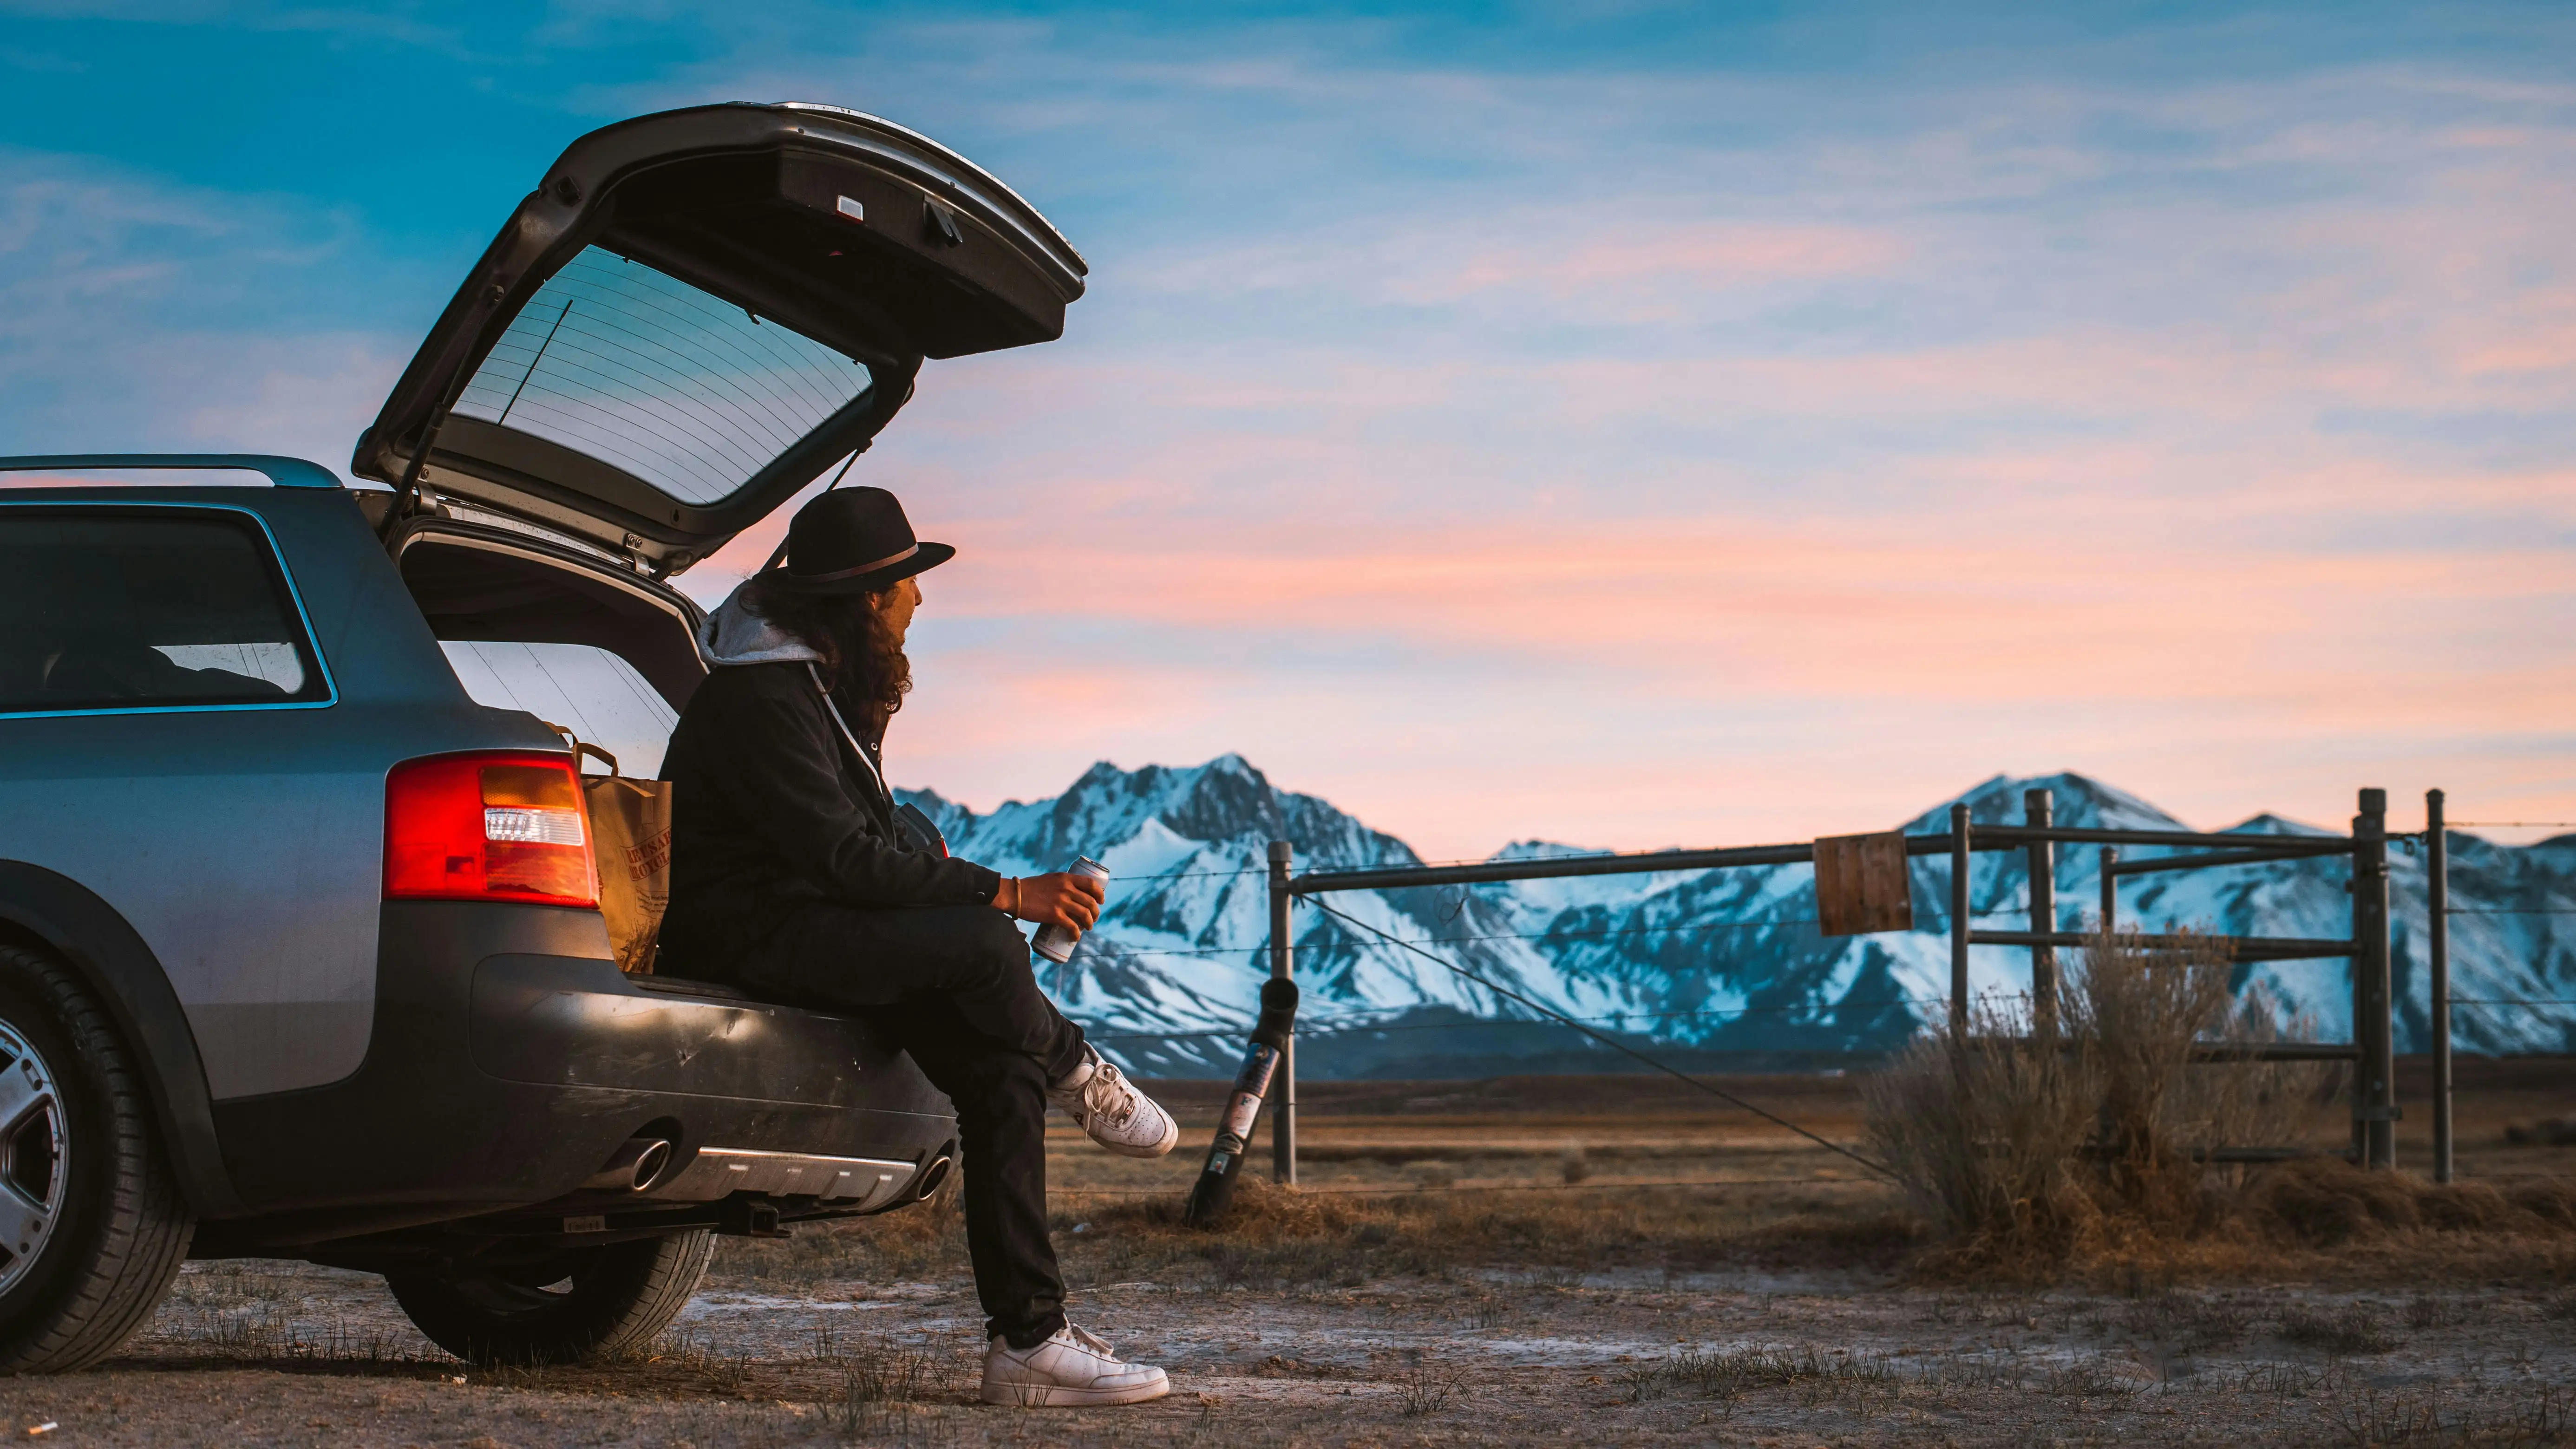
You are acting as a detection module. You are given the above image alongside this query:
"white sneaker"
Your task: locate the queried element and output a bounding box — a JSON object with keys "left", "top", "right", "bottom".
{"left": 981, "top": 1323, "right": 1172, "bottom": 1406}
{"left": 1047, "top": 1045, "right": 1179, "bottom": 1159}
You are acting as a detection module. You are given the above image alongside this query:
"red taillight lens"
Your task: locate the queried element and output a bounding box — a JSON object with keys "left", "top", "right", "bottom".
{"left": 385, "top": 753, "right": 598, "bottom": 908}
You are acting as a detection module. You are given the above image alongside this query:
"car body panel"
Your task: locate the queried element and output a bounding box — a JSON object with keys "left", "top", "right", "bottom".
{"left": 0, "top": 861, "right": 243, "bottom": 1217}
{"left": 7, "top": 717, "right": 385, "bottom": 1096}
{"left": 472, "top": 955, "right": 894, "bottom": 1105}
{"left": 203, "top": 901, "right": 950, "bottom": 1249}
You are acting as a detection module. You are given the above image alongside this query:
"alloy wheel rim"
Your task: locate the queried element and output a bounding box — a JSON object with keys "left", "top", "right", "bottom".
{"left": 0, "top": 1022, "right": 65, "bottom": 1297}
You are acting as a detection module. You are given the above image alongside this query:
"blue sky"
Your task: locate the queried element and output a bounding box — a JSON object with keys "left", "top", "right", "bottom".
{"left": 7, "top": 2, "right": 2573, "bottom": 856}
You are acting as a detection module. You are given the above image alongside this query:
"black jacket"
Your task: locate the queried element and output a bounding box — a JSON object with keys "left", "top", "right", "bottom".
{"left": 656, "top": 662, "right": 1001, "bottom": 979}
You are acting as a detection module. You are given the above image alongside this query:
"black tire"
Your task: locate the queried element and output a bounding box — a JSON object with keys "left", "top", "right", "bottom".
{"left": 386, "top": 1229, "right": 714, "bottom": 1366}
{"left": 0, "top": 942, "right": 195, "bottom": 1373}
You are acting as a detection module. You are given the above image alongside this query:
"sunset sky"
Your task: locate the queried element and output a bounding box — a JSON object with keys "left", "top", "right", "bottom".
{"left": 6, "top": 2, "right": 2571, "bottom": 859}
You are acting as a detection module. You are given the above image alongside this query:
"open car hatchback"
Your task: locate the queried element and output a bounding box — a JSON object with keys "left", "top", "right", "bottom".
{"left": 356, "top": 101, "right": 1086, "bottom": 574}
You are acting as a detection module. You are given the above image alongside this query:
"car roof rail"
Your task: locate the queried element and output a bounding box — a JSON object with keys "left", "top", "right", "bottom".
{"left": 0, "top": 453, "right": 340, "bottom": 489}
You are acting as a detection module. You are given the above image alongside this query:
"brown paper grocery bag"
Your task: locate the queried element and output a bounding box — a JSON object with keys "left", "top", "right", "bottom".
{"left": 549, "top": 726, "right": 673, "bottom": 973}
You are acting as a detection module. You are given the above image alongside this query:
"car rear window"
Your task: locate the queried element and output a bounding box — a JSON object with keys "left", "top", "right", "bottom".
{"left": 440, "top": 640, "right": 679, "bottom": 777}
{"left": 451, "top": 245, "right": 877, "bottom": 508}
{"left": 0, "top": 508, "right": 330, "bottom": 714}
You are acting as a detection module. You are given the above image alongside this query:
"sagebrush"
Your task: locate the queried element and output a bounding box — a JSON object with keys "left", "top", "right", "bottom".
{"left": 1861, "top": 928, "right": 2340, "bottom": 1265}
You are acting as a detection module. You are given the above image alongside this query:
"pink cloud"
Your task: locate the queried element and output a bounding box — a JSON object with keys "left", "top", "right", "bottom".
{"left": 1397, "top": 221, "right": 1906, "bottom": 308}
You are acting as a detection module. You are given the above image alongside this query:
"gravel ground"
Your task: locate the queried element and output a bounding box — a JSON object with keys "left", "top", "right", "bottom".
{"left": 7, "top": 1064, "right": 2569, "bottom": 1446}
{"left": 2, "top": 1256, "right": 2570, "bottom": 1446}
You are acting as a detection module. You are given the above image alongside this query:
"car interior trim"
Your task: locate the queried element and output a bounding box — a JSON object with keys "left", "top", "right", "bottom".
{"left": 391, "top": 521, "right": 707, "bottom": 709}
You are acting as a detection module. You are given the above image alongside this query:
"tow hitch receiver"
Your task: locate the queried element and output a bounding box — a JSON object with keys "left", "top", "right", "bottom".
{"left": 718, "top": 1196, "right": 791, "bottom": 1239}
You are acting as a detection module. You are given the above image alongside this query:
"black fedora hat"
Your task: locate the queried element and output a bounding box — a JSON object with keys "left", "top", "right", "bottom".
{"left": 771, "top": 487, "right": 954, "bottom": 595}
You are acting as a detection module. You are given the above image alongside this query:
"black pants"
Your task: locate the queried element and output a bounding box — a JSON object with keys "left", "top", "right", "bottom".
{"left": 737, "top": 902, "right": 1087, "bottom": 1348}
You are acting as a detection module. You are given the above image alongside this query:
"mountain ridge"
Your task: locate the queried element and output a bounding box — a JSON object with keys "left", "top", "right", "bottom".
{"left": 896, "top": 757, "right": 2576, "bottom": 1078}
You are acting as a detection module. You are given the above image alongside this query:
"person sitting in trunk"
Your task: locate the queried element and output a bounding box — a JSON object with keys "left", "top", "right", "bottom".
{"left": 657, "top": 485, "right": 1178, "bottom": 1408}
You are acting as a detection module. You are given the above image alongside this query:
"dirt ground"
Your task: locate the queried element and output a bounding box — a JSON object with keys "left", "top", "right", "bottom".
{"left": 5, "top": 1057, "right": 2572, "bottom": 1447}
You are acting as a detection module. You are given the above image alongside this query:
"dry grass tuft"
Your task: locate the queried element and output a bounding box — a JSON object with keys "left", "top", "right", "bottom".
{"left": 1061, "top": 1172, "right": 1917, "bottom": 1285}
{"left": 2276, "top": 1302, "right": 2395, "bottom": 1354}
{"left": 2328, "top": 1382, "right": 2576, "bottom": 1447}
{"left": 2245, "top": 1158, "right": 2428, "bottom": 1246}
{"left": 718, "top": 1169, "right": 1919, "bottom": 1294}
{"left": 1619, "top": 1344, "right": 1910, "bottom": 1412}
{"left": 1860, "top": 990, "right": 2102, "bottom": 1261}
{"left": 2239, "top": 1158, "right": 2576, "bottom": 1250}
{"left": 1864, "top": 929, "right": 2341, "bottom": 1272}
{"left": 2513, "top": 1178, "right": 2576, "bottom": 1228}
{"left": 1860, "top": 928, "right": 2576, "bottom": 1285}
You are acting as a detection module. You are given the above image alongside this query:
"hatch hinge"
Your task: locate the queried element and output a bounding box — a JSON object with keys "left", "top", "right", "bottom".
{"left": 381, "top": 272, "right": 515, "bottom": 540}
{"left": 922, "top": 197, "right": 965, "bottom": 248}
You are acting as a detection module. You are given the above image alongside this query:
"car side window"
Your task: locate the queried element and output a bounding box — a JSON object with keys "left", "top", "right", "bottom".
{"left": 440, "top": 640, "right": 679, "bottom": 777}
{"left": 0, "top": 507, "right": 329, "bottom": 715}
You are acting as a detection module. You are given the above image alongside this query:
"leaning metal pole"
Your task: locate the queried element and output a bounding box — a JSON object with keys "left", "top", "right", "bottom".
{"left": 1182, "top": 973, "right": 1299, "bottom": 1227}
{"left": 2352, "top": 789, "right": 2396, "bottom": 1170}
{"left": 2428, "top": 788, "right": 2452, "bottom": 1184}
{"left": 1949, "top": 803, "right": 1972, "bottom": 1035}
{"left": 1268, "top": 840, "right": 1297, "bottom": 1185}
{"left": 2026, "top": 788, "right": 2058, "bottom": 1038}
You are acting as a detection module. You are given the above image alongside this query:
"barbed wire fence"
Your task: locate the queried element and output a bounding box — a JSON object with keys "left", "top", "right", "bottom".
{"left": 1050, "top": 788, "right": 2567, "bottom": 1200}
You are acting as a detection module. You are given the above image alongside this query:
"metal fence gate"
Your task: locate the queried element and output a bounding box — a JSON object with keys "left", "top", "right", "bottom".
{"left": 1241, "top": 786, "right": 2437, "bottom": 1186}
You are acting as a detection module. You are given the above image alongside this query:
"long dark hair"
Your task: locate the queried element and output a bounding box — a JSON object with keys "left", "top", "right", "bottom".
{"left": 737, "top": 574, "right": 912, "bottom": 731}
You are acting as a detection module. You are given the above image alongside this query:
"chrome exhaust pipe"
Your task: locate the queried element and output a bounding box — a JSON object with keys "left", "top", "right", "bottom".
{"left": 582, "top": 1136, "right": 673, "bottom": 1193}
{"left": 912, "top": 1154, "right": 954, "bottom": 1201}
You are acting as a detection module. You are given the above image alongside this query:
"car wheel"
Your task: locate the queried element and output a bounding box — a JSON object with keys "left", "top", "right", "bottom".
{"left": 386, "top": 1229, "right": 715, "bottom": 1366}
{"left": 0, "top": 943, "right": 195, "bottom": 1373}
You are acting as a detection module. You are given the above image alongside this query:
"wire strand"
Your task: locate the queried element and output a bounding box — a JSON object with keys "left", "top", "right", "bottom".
{"left": 1046, "top": 1175, "right": 1874, "bottom": 1198}
{"left": 1321, "top": 917, "right": 1825, "bottom": 946}
{"left": 1085, "top": 909, "right": 2045, "bottom": 964}
{"left": 1302, "top": 897, "right": 1897, "bottom": 1180}
{"left": 1086, "top": 995, "right": 1943, "bottom": 1045}
{"left": 1079, "top": 913, "right": 1837, "bottom": 963}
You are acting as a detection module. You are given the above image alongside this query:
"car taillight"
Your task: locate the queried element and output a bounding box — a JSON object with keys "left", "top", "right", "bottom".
{"left": 385, "top": 753, "right": 598, "bottom": 908}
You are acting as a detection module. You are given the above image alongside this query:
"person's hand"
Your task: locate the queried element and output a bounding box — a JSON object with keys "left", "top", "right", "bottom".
{"left": 994, "top": 871, "right": 1105, "bottom": 933}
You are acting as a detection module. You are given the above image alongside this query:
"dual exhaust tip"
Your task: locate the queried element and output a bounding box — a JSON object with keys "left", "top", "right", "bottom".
{"left": 914, "top": 1152, "right": 954, "bottom": 1201}
{"left": 581, "top": 1135, "right": 673, "bottom": 1194}
{"left": 580, "top": 1136, "right": 955, "bottom": 1201}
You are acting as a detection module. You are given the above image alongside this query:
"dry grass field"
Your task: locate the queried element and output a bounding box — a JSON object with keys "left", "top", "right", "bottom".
{"left": 3, "top": 1057, "right": 2571, "bottom": 1447}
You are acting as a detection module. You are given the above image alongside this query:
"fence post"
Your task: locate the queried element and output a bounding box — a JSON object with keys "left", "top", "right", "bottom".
{"left": 1268, "top": 840, "right": 1297, "bottom": 1185}
{"left": 1949, "top": 803, "right": 1972, "bottom": 1034}
{"left": 2099, "top": 848, "right": 2118, "bottom": 931}
{"left": 2026, "top": 788, "right": 2057, "bottom": 1037}
{"left": 2428, "top": 788, "right": 2452, "bottom": 1184}
{"left": 2351, "top": 789, "right": 2395, "bottom": 1170}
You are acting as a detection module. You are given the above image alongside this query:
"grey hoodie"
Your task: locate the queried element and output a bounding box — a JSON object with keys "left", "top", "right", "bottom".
{"left": 696, "top": 584, "right": 823, "bottom": 667}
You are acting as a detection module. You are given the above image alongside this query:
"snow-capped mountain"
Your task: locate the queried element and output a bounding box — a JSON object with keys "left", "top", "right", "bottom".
{"left": 899, "top": 757, "right": 2576, "bottom": 1078}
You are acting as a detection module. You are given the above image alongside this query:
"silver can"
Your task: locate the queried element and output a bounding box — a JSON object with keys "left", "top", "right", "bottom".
{"left": 1029, "top": 856, "right": 1110, "bottom": 963}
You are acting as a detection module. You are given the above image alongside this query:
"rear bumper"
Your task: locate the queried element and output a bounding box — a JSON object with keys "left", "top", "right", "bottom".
{"left": 201, "top": 901, "right": 953, "bottom": 1249}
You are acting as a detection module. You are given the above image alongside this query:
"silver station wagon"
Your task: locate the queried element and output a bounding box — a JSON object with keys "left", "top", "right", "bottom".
{"left": 0, "top": 102, "right": 1085, "bottom": 1371}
